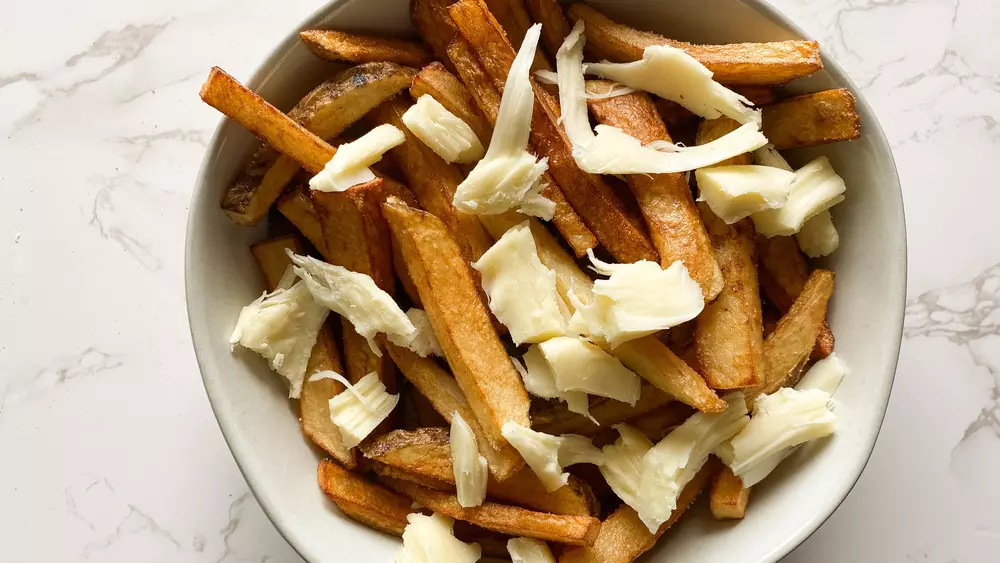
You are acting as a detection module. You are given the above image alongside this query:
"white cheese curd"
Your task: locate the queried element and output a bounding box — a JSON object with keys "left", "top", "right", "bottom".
{"left": 751, "top": 156, "right": 846, "bottom": 236}
{"left": 451, "top": 412, "right": 488, "bottom": 508}
{"left": 395, "top": 513, "right": 481, "bottom": 563}
{"left": 537, "top": 337, "right": 642, "bottom": 405}
{"left": 695, "top": 165, "right": 795, "bottom": 224}
{"left": 328, "top": 372, "right": 399, "bottom": 448}
{"left": 308, "top": 124, "right": 404, "bottom": 192}
{"left": 402, "top": 95, "right": 485, "bottom": 164}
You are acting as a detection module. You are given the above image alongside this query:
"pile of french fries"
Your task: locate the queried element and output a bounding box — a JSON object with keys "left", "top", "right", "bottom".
{"left": 200, "top": 0, "right": 859, "bottom": 560}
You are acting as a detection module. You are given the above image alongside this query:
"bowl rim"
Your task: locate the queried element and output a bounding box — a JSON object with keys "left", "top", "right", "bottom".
{"left": 185, "top": 1, "right": 907, "bottom": 561}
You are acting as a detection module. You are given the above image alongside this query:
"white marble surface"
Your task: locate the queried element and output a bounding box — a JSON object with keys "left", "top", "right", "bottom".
{"left": 2, "top": 0, "right": 997, "bottom": 561}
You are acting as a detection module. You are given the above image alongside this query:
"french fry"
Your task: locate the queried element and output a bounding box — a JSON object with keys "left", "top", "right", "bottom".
{"left": 220, "top": 63, "right": 415, "bottom": 225}
{"left": 763, "top": 89, "right": 861, "bottom": 149}
{"left": 298, "top": 30, "right": 433, "bottom": 67}
{"left": 453, "top": 522, "right": 515, "bottom": 559}
{"left": 317, "top": 460, "right": 415, "bottom": 535}
{"left": 525, "top": 0, "right": 573, "bottom": 60}
{"left": 250, "top": 235, "right": 357, "bottom": 468}
{"left": 381, "top": 339, "right": 525, "bottom": 480}
{"left": 384, "top": 477, "right": 602, "bottom": 546}
{"left": 693, "top": 205, "right": 764, "bottom": 389}
{"left": 362, "top": 428, "right": 598, "bottom": 516}
{"left": 368, "top": 97, "right": 496, "bottom": 264}
{"left": 533, "top": 383, "right": 674, "bottom": 436}
{"left": 566, "top": 3, "right": 823, "bottom": 85}
{"left": 276, "top": 183, "right": 330, "bottom": 258}
{"left": 710, "top": 465, "right": 749, "bottom": 520}
{"left": 756, "top": 235, "right": 835, "bottom": 359}
{"left": 613, "top": 337, "right": 727, "bottom": 413}
{"left": 412, "top": 0, "right": 462, "bottom": 70}
{"left": 200, "top": 67, "right": 334, "bottom": 174}
{"left": 482, "top": 0, "right": 551, "bottom": 71}
{"left": 624, "top": 402, "right": 695, "bottom": 443}
{"left": 749, "top": 269, "right": 835, "bottom": 403}
{"left": 448, "top": 0, "right": 658, "bottom": 263}
{"left": 696, "top": 117, "right": 753, "bottom": 166}
{"left": 654, "top": 85, "right": 777, "bottom": 133}
{"left": 383, "top": 199, "right": 532, "bottom": 461}
{"left": 587, "top": 84, "right": 723, "bottom": 300}
{"left": 558, "top": 459, "right": 718, "bottom": 563}
{"left": 414, "top": 57, "right": 598, "bottom": 257}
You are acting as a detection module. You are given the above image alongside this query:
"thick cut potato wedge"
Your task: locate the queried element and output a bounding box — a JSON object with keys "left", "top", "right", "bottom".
{"left": 215, "top": 64, "right": 413, "bottom": 225}
{"left": 383, "top": 199, "right": 531, "bottom": 458}
{"left": 275, "top": 183, "right": 330, "bottom": 260}
{"left": 558, "top": 459, "right": 718, "bottom": 563}
{"left": 412, "top": 0, "right": 462, "bottom": 70}
{"left": 566, "top": 3, "right": 822, "bottom": 85}
{"left": 613, "top": 338, "right": 727, "bottom": 413}
{"left": 298, "top": 30, "right": 433, "bottom": 67}
{"left": 448, "top": 0, "right": 658, "bottom": 263}
{"left": 384, "top": 477, "right": 602, "bottom": 546}
{"left": 756, "top": 235, "right": 835, "bottom": 359}
{"left": 250, "top": 235, "right": 357, "bottom": 467}
{"left": 415, "top": 57, "right": 598, "bottom": 257}
{"left": 533, "top": 383, "right": 674, "bottom": 437}
{"left": 710, "top": 465, "right": 749, "bottom": 520}
{"left": 763, "top": 89, "right": 861, "bottom": 149}
{"left": 525, "top": 0, "right": 573, "bottom": 61}
{"left": 587, "top": 84, "right": 723, "bottom": 300}
{"left": 368, "top": 97, "right": 495, "bottom": 264}
{"left": 362, "top": 428, "right": 598, "bottom": 516}
{"left": 318, "top": 460, "right": 415, "bottom": 535}
{"left": 381, "top": 339, "right": 525, "bottom": 480}
{"left": 749, "top": 269, "right": 835, "bottom": 403}
{"left": 693, "top": 205, "right": 764, "bottom": 389}
{"left": 483, "top": 0, "right": 552, "bottom": 71}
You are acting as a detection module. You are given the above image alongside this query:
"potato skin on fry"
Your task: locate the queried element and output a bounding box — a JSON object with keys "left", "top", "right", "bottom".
{"left": 383, "top": 199, "right": 531, "bottom": 465}
{"left": 763, "top": 88, "right": 861, "bottom": 149}
{"left": 299, "top": 29, "right": 433, "bottom": 67}
{"left": 317, "top": 460, "right": 415, "bottom": 535}
{"left": 566, "top": 3, "right": 822, "bottom": 85}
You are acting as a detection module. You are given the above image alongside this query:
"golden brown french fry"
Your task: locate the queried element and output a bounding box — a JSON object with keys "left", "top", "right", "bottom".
{"left": 453, "top": 522, "right": 515, "bottom": 558}
{"left": 624, "top": 402, "right": 695, "bottom": 443}
{"left": 221, "top": 63, "right": 415, "bottom": 225}
{"left": 566, "top": 3, "right": 822, "bottom": 85}
{"left": 696, "top": 117, "right": 753, "bottom": 167}
{"left": 448, "top": 0, "right": 658, "bottom": 263}
{"left": 558, "top": 459, "right": 718, "bottom": 563}
{"left": 298, "top": 30, "right": 433, "bottom": 67}
{"left": 763, "top": 89, "right": 860, "bottom": 149}
{"left": 533, "top": 383, "right": 674, "bottom": 436}
{"left": 383, "top": 199, "right": 531, "bottom": 458}
{"left": 368, "top": 97, "right": 496, "bottom": 264}
{"left": 587, "top": 84, "right": 723, "bottom": 300}
{"left": 482, "top": 0, "right": 551, "bottom": 71}
{"left": 200, "top": 67, "right": 334, "bottom": 174}
{"left": 416, "top": 57, "right": 598, "bottom": 258}
{"left": 710, "top": 465, "right": 749, "bottom": 520}
{"left": 756, "top": 235, "right": 835, "bottom": 359}
{"left": 613, "top": 337, "right": 727, "bottom": 413}
{"left": 318, "top": 460, "right": 415, "bottom": 535}
{"left": 276, "top": 183, "right": 330, "bottom": 259}
{"left": 381, "top": 339, "right": 525, "bottom": 481}
{"left": 384, "top": 477, "right": 602, "bottom": 546}
{"left": 692, "top": 205, "right": 764, "bottom": 389}
{"left": 749, "top": 269, "right": 835, "bottom": 402}
{"left": 250, "top": 235, "right": 357, "bottom": 468}
{"left": 525, "top": 0, "right": 573, "bottom": 60}
{"left": 412, "top": 0, "right": 461, "bottom": 69}
{"left": 362, "top": 429, "right": 598, "bottom": 516}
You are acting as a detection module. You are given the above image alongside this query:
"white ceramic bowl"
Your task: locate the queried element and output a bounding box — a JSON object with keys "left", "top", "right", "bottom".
{"left": 186, "top": 0, "right": 906, "bottom": 561}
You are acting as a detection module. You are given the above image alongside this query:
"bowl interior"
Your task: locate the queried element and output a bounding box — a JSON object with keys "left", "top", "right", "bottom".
{"left": 186, "top": 1, "right": 905, "bottom": 561}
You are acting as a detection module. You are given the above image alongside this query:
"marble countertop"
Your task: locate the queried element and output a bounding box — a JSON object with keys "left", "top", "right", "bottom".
{"left": 2, "top": 0, "right": 998, "bottom": 561}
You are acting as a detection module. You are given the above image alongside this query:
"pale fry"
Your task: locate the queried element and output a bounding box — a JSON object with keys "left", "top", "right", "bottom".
{"left": 250, "top": 235, "right": 357, "bottom": 468}
{"left": 558, "top": 459, "right": 718, "bottom": 563}
{"left": 200, "top": 67, "right": 334, "bottom": 174}
{"left": 587, "top": 84, "right": 723, "bottom": 300}
{"left": 448, "top": 0, "right": 658, "bottom": 263}
{"left": 362, "top": 428, "right": 598, "bottom": 516}
{"left": 566, "top": 3, "right": 822, "bottom": 85}
{"left": 382, "top": 338, "right": 525, "bottom": 480}
{"left": 383, "top": 199, "right": 531, "bottom": 458}
{"left": 749, "top": 269, "right": 835, "bottom": 403}
{"left": 525, "top": 0, "right": 573, "bottom": 60}
{"left": 368, "top": 97, "right": 495, "bottom": 264}
{"left": 763, "top": 89, "right": 861, "bottom": 149}
{"left": 222, "top": 63, "right": 414, "bottom": 225}
{"left": 421, "top": 53, "right": 598, "bottom": 257}
{"left": 384, "top": 477, "right": 602, "bottom": 546}
{"left": 613, "top": 337, "right": 727, "bottom": 413}
{"left": 298, "top": 29, "right": 433, "bottom": 67}
{"left": 317, "top": 460, "right": 415, "bottom": 535}
{"left": 710, "top": 465, "right": 749, "bottom": 520}
{"left": 693, "top": 205, "right": 764, "bottom": 389}
{"left": 756, "top": 235, "right": 835, "bottom": 359}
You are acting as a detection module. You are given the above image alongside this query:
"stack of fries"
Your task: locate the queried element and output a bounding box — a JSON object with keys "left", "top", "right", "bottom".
{"left": 201, "top": 1, "right": 860, "bottom": 560}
